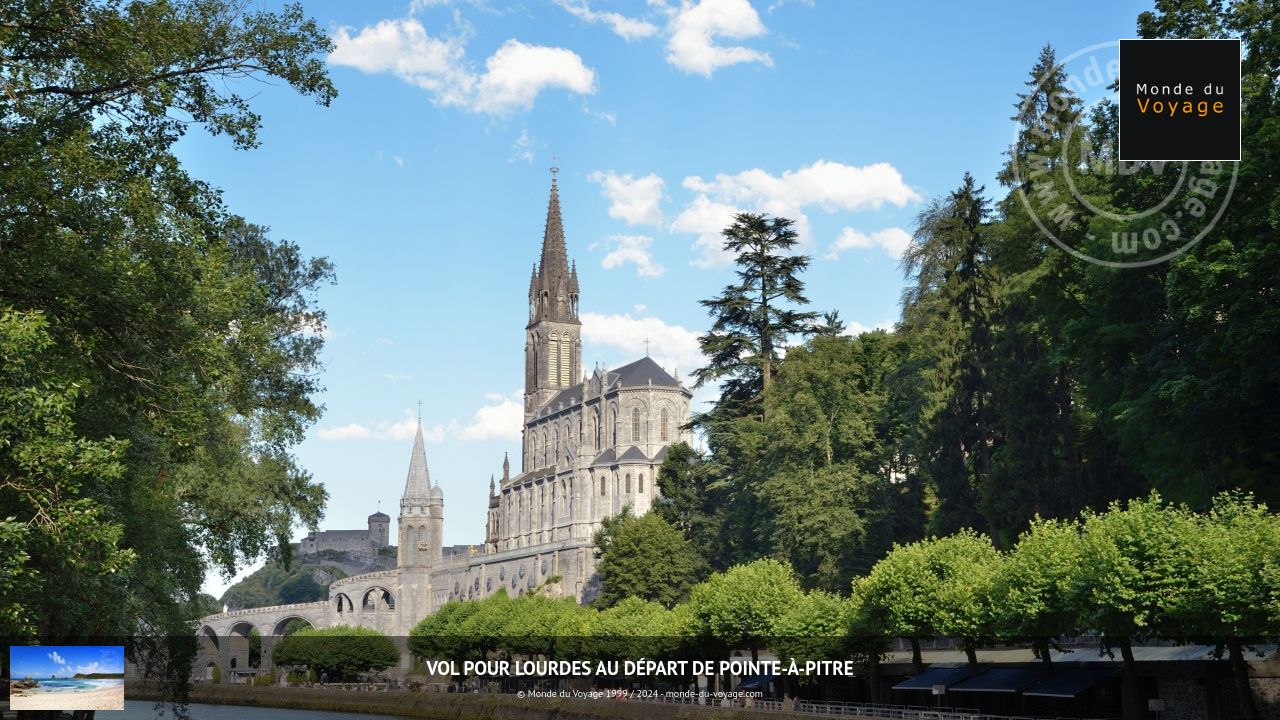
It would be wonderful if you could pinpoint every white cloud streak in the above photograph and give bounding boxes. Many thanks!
[825,227,913,261]
[555,0,660,40]
[673,160,920,266]
[589,171,665,226]
[329,19,595,115]
[666,0,772,76]
[581,312,703,374]
[599,235,666,277]
[668,194,741,268]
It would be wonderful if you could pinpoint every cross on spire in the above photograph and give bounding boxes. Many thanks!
[417,399,423,421]
[550,153,559,183]
[644,337,650,357]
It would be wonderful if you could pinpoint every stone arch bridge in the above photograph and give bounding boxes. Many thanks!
[194,569,414,683]
[196,601,329,682]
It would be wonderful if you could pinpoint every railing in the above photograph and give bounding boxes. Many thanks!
[630,695,1117,720]
[200,601,328,622]
[330,569,400,587]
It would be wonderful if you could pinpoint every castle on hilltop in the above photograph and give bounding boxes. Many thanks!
[197,170,693,677]
[296,512,390,558]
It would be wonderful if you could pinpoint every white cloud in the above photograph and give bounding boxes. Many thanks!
[668,194,740,268]
[74,662,110,676]
[666,0,772,76]
[843,319,896,336]
[581,312,703,374]
[329,19,595,115]
[392,155,405,168]
[409,0,456,11]
[767,0,812,11]
[317,410,443,442]
[317,398,522,444]
[582,103,618,126]
[385,372,412,382]
[470,40,597,114]
[600,235,666,277]
[683,160,921,215]
[634,304,647,313]
[555,0,660,40]
[589,171,665,226]
[672,160,920,264]
[509,129,534,164]
[825,227,912,261]
[49,651,65,665]
[451,392,523,442]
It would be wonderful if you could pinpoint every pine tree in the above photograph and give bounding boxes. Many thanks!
[693,212,818,421]
[901,174,998,535]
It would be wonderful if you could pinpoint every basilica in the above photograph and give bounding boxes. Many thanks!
[197,172,693,671]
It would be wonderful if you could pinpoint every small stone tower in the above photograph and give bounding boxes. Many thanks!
[524,165,582,418]
[398,420,443,568]
[367,510,390,547]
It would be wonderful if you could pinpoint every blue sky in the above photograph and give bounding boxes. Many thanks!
[10,646,124,678]
[189,0,1152,597]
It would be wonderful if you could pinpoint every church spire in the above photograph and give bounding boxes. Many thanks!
[531,165,575,324]
[404,420,431,498]
[524,165,583,416]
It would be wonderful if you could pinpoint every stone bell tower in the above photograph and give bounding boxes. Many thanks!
[524,165,582,417]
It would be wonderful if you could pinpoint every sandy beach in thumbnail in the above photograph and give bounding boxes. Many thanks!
[10,680,125,711]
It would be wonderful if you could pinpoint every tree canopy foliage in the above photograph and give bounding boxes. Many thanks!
[0,0,338,671]
[273,626,398,681]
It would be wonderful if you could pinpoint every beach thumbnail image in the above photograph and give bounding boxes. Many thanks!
[8,645,125,711]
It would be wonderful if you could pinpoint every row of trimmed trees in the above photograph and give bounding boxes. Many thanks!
[403,492,1277,720]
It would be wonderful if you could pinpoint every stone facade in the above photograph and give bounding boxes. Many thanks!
[196,172,691,667]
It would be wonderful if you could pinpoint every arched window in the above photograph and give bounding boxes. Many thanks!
[625,473,632,493]
[542,429,549,467]
[639,474,645,493]
[548,333,560,384]
[600,474,606,496]
[631,407,641,443]
[559,333,572,385]
[553,427,560,464]
[660,408,670,441]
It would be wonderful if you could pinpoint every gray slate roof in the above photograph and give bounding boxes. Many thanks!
[611,356,680,388]
[617,445,649,462]
[536,356,684,416]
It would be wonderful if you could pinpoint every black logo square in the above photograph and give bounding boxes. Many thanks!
[1119,39,1240,161]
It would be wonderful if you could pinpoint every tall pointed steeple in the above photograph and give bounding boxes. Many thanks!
[404,421,431,498]
[530,165,576,325]
[524,164,583,418]
[540,170,569,286]
[399,413,443,571]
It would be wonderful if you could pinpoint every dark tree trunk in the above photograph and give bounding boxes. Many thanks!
[1118,638,1141,720]
[963,639,978,672]
[910,638,923,673]
[1229,639,1260,720]
[1035,637,1054,667]
[865,655,881,702]
[1055,364,1080,512]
